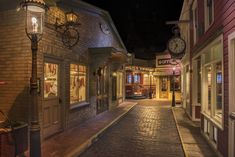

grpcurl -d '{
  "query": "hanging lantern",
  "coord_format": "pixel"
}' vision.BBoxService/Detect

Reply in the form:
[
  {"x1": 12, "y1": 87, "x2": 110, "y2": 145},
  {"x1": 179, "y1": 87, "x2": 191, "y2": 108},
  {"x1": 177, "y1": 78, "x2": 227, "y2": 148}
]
[{"x1": 21, "y1": 0, "x2": 48, "y2": 39}]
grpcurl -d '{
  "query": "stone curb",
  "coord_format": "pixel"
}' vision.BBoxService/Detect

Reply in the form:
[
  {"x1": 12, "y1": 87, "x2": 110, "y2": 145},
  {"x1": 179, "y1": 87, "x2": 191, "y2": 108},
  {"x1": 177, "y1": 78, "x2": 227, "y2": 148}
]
[
  {"x1": 172, "y1": 107, "x2": 188, "y2": 157},
  {"x1": 66, "y1": 102, "x2": 137, "y2": 157}
]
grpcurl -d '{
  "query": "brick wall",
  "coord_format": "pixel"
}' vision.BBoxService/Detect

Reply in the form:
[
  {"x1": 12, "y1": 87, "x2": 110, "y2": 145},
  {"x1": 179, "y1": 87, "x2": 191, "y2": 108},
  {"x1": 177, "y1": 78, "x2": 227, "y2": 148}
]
[{"x1": 0, "y1": 2, "x2": 125, "y2": 136}]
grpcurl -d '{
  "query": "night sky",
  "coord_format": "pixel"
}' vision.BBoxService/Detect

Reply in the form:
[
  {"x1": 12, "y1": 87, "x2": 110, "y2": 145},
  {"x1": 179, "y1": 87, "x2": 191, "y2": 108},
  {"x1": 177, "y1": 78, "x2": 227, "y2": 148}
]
[{"x1": 82, "y1": 0, "x2": 183, "y2": 59}]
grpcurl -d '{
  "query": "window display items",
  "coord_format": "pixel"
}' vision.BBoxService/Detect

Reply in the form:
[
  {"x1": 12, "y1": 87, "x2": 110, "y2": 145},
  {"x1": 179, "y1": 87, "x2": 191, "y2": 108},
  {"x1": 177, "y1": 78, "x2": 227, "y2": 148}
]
[{"x1": 44, "y1": 63, "x2": 58, "y2": 98}]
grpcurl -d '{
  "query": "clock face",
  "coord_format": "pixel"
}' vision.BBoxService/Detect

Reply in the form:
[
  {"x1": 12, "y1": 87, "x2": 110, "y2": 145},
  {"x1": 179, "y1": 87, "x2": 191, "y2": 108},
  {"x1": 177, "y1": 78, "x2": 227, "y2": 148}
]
[
  {"x1": 167, "y1": 37, "x2": 186, "y2": 54},
  {"x1": 100, "y1": 23, "x2": 110, "y2": 35}
]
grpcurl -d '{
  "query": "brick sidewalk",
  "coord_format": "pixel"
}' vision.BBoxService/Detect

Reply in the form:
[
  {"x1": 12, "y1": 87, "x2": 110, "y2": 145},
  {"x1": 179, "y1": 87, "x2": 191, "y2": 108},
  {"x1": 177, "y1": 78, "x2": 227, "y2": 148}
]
[
  {"x1": 172, "y1": 107, "x2": 218, "y2": 157},
  {"x1": 39, "y1": 101, "x2": 136, "y2": 157}
]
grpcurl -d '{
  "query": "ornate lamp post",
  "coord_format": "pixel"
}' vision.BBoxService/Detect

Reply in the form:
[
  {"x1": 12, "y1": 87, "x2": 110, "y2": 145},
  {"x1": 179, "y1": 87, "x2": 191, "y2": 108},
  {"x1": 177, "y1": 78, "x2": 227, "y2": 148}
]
[
  {"x1": 172, "y1": 66, "x2": 176, "y2": 107},
  {"x1": 21, "y1": 0, "x2": 47, "y2": 156}
]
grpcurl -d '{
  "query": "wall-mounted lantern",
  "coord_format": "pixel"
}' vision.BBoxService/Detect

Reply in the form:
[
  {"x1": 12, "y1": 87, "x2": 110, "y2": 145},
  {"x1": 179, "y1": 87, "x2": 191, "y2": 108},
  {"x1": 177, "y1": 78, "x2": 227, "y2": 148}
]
[{"x1": 55, "y1": 10, "x2": 81, "y2": 49}]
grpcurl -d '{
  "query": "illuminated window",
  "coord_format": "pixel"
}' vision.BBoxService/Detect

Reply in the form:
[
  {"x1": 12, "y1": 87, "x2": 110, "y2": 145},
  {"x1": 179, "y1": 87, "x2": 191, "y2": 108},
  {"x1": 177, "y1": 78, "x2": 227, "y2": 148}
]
[
  {"x1": 206, "y1": 65, "x2": 212, "y2": 115},
  {"x1": 215, "y1": 62, "x2": 222, "y2": 119},
  {"x1": 160, "y1": 76, "x2": 168, "y2": 91},
  {"x1": 134, "y1": 74, "x2": 141, "y2": 83},
  {"x1": 44, "y1": 63, "x2": 58, "y2": 98},
  {"x1": 126, "y1": 73, "x2": 132, "y2": 84},
  {"x1": 70, "y1": 64, "x2": 87, "y2": 104},
  {"x1": 202, "y1": 38, "x2": 223, "y2": 125}
]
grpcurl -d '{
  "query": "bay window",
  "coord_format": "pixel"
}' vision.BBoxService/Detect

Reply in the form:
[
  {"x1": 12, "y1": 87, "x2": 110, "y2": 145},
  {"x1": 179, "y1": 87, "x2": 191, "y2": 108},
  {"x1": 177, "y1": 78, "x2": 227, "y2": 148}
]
[{"x1": 202, "y1": 38, "x2": 223, "y2": 126}]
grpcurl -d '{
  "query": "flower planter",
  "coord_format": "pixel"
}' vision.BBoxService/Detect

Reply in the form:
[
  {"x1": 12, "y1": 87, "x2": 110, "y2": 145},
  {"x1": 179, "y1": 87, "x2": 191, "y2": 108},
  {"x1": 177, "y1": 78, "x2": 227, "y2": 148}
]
[{"x1": 0, "y1": 122, "x2": 28, "y2": 157}]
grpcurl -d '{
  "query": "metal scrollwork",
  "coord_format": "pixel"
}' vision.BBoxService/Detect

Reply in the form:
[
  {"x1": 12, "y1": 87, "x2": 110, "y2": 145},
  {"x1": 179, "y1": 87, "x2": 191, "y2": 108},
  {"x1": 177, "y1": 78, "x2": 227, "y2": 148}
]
[{"x1": 61, "y1": 27, "x2": 80, "y2": 49}]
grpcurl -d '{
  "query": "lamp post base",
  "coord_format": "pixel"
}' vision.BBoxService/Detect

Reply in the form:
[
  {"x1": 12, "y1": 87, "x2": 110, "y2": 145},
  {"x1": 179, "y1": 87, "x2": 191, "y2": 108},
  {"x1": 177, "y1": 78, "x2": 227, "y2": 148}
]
[
  {"x1": 172, "y1": 95, "x2": 175, "y2": 107},
  {"x1": 30, "y1": 129, "x2": 41, "y2": 157}
]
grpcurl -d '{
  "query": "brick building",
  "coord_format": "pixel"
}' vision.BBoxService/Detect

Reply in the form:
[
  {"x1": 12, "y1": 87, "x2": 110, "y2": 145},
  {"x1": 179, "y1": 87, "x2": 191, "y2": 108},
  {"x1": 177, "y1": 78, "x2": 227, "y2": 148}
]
[
  {"x1": 179, "y1": 0, "x2": 235, "y2": 156},
  {"x1": 0, "y1": 0, "x2": 127, "y2": 140}
]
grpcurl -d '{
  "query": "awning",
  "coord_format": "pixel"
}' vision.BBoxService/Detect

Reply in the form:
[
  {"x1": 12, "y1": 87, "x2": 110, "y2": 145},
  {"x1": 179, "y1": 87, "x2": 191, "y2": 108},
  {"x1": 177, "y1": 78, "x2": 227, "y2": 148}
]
[{"x1": 89, "y1": 47, "x2": 127, "y2": 71}]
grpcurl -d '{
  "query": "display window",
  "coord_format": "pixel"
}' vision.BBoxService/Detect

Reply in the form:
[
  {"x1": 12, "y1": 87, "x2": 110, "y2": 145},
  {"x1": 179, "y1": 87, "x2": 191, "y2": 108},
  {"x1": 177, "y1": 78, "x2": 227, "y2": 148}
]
[
  {"x1": 134, "y1": 74, "x2": 140, "y2": 83},
  {"x1": 202, "y1": 39, "x2": 223, "y2": 126},
  {"x1": 161, "y1": 76, "x2": 168, "y2": 91},
  {"x1": 206, "y1": 65, "x2": 212, "y2": 115},
  {"x1": 126, "y1": 73, "x2": 132, "y2": 84},
  {"x1": 44, "y1": 63, "x2": 58, "y2": 98},
  {"x1": 215, "y1": 62, "x2": 222, "y2": 119},
  {"x1": 70, "y1": 64, "x2": 87, "y2": 104}
]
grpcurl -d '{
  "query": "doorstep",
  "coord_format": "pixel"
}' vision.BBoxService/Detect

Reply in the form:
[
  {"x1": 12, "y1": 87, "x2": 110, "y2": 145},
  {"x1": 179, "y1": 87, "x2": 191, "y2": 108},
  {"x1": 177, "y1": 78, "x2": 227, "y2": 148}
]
[{"x1": 39, "y1": 101, "x2": 136, "y2": 157}]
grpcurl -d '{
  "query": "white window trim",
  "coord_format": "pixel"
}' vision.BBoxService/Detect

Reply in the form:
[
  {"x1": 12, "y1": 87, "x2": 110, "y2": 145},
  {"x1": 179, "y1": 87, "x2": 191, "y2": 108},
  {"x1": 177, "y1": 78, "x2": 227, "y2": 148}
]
[
  {"x1": 204, "y1": 0, "x2": 215, "y2": 31},
  {"x1": 228, "y1": 31, "x2": 235, "y2": 157},
  {"x1": 200, "y1": 35, "x2": 224, "y2": 130}
]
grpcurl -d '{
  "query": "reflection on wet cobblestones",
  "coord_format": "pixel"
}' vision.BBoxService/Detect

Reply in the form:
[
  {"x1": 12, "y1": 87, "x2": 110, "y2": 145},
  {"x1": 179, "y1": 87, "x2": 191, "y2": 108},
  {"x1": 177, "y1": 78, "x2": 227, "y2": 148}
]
[{"x1": 80, "y1": 100, "x2": 184, "y2": 157}]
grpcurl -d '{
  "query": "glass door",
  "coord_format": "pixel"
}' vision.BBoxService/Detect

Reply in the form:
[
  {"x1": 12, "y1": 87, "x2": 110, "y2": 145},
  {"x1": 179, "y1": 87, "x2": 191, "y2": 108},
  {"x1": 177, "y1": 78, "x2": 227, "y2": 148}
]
[{"x1": 43, "y1": 62, "x2": 62, "y2": 138}]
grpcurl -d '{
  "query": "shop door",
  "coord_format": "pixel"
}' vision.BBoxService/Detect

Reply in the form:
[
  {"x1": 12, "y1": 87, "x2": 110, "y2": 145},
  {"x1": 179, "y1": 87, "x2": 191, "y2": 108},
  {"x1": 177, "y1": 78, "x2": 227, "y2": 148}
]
[
  {"x1": 229, "y1": 38, "x2": 235, "y2": 157},
  {"x1": 43, "y1": 62, "x2": 62, "y2": 138},
  {"x1": 96, "y1": 67, "x2": 108, "y2": 114},
  {"x1": 159, "y1": 76, "x2": 168, "y2": 99}
]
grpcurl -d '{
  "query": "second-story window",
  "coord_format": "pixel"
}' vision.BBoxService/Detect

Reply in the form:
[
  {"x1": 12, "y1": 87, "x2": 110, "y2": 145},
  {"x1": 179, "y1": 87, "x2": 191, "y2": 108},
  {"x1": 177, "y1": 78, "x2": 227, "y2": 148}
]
[{"x1": 204, "y1": 0, "x2": 214, "y2": 30}]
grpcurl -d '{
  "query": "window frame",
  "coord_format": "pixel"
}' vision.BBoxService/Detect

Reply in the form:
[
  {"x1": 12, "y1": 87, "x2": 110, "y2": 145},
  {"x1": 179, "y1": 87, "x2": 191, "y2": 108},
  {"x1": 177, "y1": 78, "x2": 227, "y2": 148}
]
[
  {"x1": 201, "y1": 37, "x2": 224, "y2": 129},
  {"x1": 69, "y1": 63, "x2": 88, "y2": 106},
  {"x1": 204, "y1": 0, "x2": 214, "y2": 31}
]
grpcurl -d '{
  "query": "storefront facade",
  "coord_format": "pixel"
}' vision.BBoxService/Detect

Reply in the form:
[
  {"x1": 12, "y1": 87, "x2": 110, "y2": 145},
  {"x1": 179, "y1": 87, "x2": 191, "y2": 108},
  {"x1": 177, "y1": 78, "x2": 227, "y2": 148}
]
[
  {"x1": 155, "y1": 53, "x2": 181, "y2": 102},
  {"x1": 179, "y1": 0, "x2": 235, "y2": 156},
  {"x1": 0, "y1": 0, "x2": 127, "y2": 140},
  {"x1": 125, "y1": 66, "x2": 156, "y2": 99}
]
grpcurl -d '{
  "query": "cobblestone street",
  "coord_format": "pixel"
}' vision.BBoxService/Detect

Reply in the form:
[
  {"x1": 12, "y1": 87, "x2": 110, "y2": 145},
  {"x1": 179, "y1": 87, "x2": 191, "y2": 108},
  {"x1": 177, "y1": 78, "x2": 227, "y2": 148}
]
[{"x1": 80, "y1": 100, "x2": 184, "y2": 157}]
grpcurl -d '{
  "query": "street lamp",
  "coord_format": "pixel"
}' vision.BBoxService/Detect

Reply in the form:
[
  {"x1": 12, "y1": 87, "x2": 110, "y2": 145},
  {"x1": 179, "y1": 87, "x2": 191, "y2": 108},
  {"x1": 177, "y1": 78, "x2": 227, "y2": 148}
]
[
  {"x1": 172, "y1": 66, "x2": 176, "y2": 107},
  {"x1": 149, "y1": 72, "x2": 152, "y2": 99},
  {"x1": 21, "y1": 0, "x2": 47, "y2": 157}
]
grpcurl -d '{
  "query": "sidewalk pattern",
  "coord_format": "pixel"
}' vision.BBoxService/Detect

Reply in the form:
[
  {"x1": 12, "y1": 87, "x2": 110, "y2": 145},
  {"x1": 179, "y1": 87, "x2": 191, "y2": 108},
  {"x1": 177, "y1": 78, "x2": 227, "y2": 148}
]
[
  {"x1": 80, "y1": 101, "x2": 185, "y2": 157},
  {"x1": 41, "y1": 102, "x2": 136, "y2": 157},
  {"x1": 173, "y1": 107, "x2": 218, "y2": 157}
]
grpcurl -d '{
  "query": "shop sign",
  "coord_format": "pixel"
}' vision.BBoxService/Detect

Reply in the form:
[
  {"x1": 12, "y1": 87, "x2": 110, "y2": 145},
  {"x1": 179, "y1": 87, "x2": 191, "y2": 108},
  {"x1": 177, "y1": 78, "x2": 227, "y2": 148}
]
[
  {"x1": 157, "y1": 58, "x2": 172, "y2": 66},
  {"x1": 125, "y1": 66, "x2": 154, "y2": 72}
]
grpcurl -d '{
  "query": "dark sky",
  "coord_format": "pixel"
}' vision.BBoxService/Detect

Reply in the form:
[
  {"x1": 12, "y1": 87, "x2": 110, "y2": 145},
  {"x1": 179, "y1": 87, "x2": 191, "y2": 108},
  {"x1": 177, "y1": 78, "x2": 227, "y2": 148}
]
[{"x1": 82, "y1": 0, "x2": 183, "y2": 59}]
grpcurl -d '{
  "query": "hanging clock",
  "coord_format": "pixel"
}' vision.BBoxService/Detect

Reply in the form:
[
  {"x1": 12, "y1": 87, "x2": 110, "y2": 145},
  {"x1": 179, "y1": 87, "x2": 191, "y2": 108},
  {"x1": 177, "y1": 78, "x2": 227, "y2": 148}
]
[
  {"x1": 167, "y1": 36, "x2": 186, "y2": 54},
  {"x1": 167, "y1": 26, "x2": 186, "y2": 58}
]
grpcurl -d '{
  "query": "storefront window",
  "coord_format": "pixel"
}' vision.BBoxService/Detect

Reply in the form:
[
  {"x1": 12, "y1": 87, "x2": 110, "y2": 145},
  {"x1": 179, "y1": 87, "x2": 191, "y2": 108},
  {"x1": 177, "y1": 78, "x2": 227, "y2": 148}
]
[
  {"x1": 215, "y1": 62, "x2": 222, "y2": 119},
  {"x1": 134, "y1": 74, "x2": 140, "y2": 83},
  {"x1": 161, "y1": 76, "x2": 168, "y2": 91},
  {"x1": 70, "y1": 64, "x2": 86, "y2": 104},
  {"x1": 44, "y1": 63, "x2": 58, "y2": 98},
  {"x1": 206, "y1": 65, "x2": 212, "y2": 115},
  {"x1": 127, "y1": 73, "x2": 132, "y2": 84}
]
